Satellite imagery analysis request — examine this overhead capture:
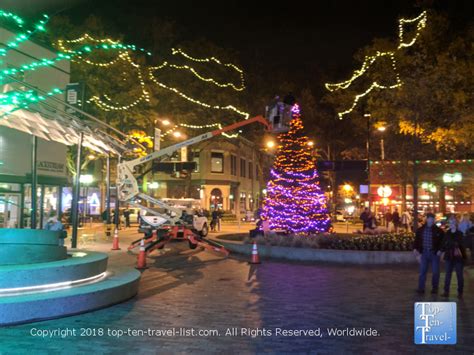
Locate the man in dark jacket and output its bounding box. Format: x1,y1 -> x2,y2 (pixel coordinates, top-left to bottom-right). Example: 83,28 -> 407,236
360,208 -> 371,230
414,213 -> 445,294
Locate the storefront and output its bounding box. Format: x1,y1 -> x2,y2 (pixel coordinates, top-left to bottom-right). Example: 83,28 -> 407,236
0,127 -> 69,228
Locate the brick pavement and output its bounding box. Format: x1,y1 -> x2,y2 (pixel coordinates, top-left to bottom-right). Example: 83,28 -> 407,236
0,225 -> 472,354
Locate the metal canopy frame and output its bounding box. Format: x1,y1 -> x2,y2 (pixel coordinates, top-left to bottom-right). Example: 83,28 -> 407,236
0,77 -> 146,155
0,77 -> 145,245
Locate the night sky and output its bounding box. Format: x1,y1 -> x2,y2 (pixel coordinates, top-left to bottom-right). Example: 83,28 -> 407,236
4,0 -> 472,89
67,1 -> 472,79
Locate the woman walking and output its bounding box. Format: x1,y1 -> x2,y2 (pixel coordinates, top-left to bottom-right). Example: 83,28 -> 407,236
441,218 -> 467,299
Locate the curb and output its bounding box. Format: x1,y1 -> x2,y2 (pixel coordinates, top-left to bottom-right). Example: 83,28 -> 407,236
212,236 -> 417,265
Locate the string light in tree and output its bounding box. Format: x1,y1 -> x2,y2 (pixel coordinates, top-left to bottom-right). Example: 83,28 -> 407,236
0,10 -> 250,140
87,53 -> 151,111
148,67 -> 250,119
261,104 -> 331,234
58,35 -> 250,120
0,11 -> 151,113
178,122 -> 239,138
171,48 -> 245,91
325,11 -> 427,119
398,11 -> 428,49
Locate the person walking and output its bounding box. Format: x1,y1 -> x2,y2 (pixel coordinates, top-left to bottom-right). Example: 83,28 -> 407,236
401,210 -> 412,232
392,208 -> 400,233
458,213 -> 473,261
459,213 -> 472,235
211,209 -> 219,232
123,208 -> 131,228
440,218 -> 466,299
360,208 -> 371,230
414,213 -> 445,294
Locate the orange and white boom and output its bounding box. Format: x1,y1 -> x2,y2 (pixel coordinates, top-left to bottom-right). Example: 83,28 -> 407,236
117,115 -> 271,223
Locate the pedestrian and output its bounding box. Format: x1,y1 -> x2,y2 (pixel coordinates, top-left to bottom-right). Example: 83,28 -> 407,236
101,209 -> 107,223
458,213 -> 474,262
401,210 -> 412,232
123,208 -> 131,228
413,213 -> 445,294
385,210 -> 392,229
392,208 -> 400,233
440,218 -> 466,299
137,210 -> 141,224
44,216 -> 66,246
249,218 -> 263,239
211,209 -> 219,232
458,213 -> 472,235
361,211 -> 377,233
360,208 -> 371,230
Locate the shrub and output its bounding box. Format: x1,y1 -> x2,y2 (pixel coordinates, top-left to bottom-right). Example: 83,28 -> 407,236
244,232 -> 415,251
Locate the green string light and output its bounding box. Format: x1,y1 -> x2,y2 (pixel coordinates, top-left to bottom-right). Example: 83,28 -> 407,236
0,9 -> 152,113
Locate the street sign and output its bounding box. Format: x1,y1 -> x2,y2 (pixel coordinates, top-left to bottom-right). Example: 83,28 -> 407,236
65,82 -> 84,116
154,128 -> 161,151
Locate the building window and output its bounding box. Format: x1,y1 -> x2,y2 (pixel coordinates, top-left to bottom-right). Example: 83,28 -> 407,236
255,164 -> 259,180
248,162 -> 253,179
230,154 -> 237,176
211,152 -> 224,173
240,158 -> 246,178
190,149 -> 200,172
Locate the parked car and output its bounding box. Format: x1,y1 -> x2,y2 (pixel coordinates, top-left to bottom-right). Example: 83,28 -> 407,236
334,211 -> 346,222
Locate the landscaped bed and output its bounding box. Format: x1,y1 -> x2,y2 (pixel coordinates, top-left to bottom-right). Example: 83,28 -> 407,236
218,232 -> 415,252
213,232 -> 417,264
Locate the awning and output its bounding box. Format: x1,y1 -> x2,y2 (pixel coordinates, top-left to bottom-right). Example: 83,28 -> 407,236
0,104 -> 131,155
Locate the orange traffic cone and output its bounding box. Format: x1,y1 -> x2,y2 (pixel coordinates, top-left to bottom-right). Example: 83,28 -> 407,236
111,228 -> 121,250
249,241 -> 261,264
136,239 -> 148,270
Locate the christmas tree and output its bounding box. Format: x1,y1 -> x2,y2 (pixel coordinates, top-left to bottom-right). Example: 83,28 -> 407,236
261,104 -> 331,234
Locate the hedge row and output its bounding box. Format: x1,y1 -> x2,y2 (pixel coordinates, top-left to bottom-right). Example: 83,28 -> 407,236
245,233 -> 415,251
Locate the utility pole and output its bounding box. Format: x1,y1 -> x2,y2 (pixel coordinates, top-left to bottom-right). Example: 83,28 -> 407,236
364,113 -> 371,210
71,132 -> 84,248
412,113 -> 420,231
31,136 -> 38,229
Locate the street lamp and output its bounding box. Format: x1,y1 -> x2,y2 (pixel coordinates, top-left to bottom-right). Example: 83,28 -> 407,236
377,124 -> 387,160
148,182 -> 159,189
343,184 -> 353,193
266,140 -> 275,149
79,174 -> 93,184
162,119 -> 171,126
173,131 -> 182,138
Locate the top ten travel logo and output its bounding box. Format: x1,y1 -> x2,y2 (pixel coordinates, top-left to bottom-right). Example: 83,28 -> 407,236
414,302 -> 456,345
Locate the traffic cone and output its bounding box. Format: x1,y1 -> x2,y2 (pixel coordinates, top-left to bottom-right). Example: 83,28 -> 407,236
249,241 -> 261,264
136,239 -> 148,270
111,228 -> 121,250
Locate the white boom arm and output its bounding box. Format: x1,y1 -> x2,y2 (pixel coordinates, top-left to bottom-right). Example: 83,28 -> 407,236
116,115 -> 270,224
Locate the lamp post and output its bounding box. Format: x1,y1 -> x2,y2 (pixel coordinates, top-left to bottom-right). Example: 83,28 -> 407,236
377,125 -> 386,161
364,113 -> 371,209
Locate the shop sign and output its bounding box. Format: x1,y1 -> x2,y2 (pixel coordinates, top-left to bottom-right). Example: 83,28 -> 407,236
37,161 -> 65,174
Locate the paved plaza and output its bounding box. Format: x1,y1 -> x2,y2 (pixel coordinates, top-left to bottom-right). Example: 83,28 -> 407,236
0,226 -> 473,354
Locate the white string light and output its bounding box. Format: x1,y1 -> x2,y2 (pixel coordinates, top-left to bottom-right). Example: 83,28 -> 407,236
325,11 -> 427,119
58,35 -> 250,121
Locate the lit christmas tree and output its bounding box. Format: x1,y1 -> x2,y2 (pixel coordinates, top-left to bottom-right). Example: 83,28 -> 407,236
261,104 -> 331,234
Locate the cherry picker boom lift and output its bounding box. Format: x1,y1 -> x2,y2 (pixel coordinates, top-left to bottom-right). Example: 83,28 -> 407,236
119,115 -> 272,257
